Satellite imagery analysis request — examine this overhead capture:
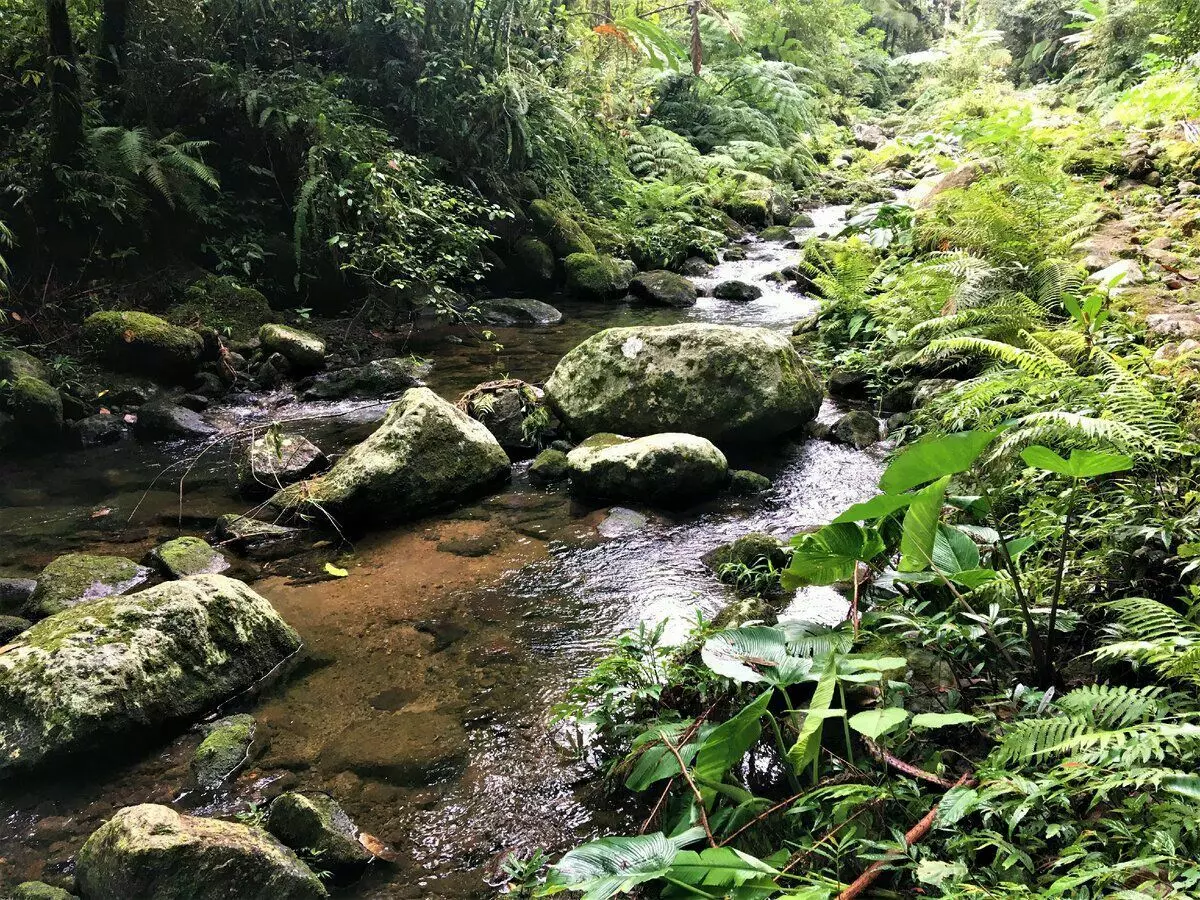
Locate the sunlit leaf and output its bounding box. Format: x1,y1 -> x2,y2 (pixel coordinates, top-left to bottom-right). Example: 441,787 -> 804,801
911,712 -> 979,729
701,627 -> 814,686
1020,445 -> 1133,479
879,430 -> 998,494
899,475 -> 951,572
544,828 -> 705,899
847,707 -> 909,740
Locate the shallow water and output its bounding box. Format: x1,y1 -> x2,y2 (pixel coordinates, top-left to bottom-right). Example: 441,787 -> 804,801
0,211 -> 884,897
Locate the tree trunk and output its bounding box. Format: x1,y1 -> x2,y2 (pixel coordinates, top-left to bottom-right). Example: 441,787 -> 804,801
95,0 -> 128,92
689,0 -> 702,76
46,0 -> 85,168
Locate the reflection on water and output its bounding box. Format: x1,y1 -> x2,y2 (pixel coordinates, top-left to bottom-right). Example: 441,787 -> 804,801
0,215 -> 883,898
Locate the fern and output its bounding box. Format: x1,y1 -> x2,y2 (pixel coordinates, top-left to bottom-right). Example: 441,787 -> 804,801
89,126 -> 219,217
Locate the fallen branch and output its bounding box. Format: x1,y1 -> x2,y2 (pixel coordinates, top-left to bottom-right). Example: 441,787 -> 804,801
661,734 -> 717,848
862,738 -> 956,789
836,772 -> 975,900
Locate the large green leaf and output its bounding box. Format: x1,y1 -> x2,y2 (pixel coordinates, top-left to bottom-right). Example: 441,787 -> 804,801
911,712 -> 979,729
831,493 -> 912,524
667,846 -> 779,895
1019,445 -> 1134,479
932,525 -> 979,573
701,627 -> 814,686
783,523 -> 884,589
899,475 -> 951,573
847,707 -> 909,740
787,656 -> 838,774
693,690 -> 773,791
625,721 -> 713,791
879,430 -> 997,494
543,828 -> 705,899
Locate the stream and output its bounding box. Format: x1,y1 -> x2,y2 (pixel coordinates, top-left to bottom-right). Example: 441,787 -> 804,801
0,205 -> 886,898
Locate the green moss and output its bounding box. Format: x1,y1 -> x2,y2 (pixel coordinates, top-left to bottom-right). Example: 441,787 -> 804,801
191,714 -> 256,788
720,194 -> 769,226
259,324 -> 326,370
512,236 -> 556,285
165,275 -> 274,340
10,375 -> 63,438
265,793 -> 372,873
0,614 -> 32,642
789,212 -> 815,228
758,225 -> 793,242
529,448 -> 569,486
11,882 -> 77,900
27,553 -> 148,619
728,469 -> 771,495
0,350 -> 45,381
563,253 -> 634,300
150,536 -> 230,578
81,310 -> 205,379
528,200 -> 596,257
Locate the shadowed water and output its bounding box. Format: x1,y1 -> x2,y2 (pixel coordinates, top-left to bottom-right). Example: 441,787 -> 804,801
0,209 -> 884,897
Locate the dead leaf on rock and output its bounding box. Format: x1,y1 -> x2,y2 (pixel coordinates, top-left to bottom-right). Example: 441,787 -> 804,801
358,831 -> 399,862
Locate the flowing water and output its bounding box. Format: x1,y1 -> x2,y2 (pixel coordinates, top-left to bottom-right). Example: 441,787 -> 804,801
0,206 -> 886,897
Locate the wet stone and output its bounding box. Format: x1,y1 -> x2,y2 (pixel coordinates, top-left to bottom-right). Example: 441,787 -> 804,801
191,714 -> 257,790
265,792 -> 373,875
148,536 -> 230,578
597,507 -> 649,538
319,711 -> 469,785
240,433 -> 328,495
832,410 -> 882,449
0,578 -> 37,615
135,398 -> 218,440
26,553 -> 151,619
437,533 -> 502,557
713,280 -> 763,302
72,413 -> 127,449
214,514 -> 311,561
301,357 -> 431,401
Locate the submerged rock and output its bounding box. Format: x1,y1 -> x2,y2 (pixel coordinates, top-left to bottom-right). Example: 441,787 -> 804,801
0,574 -> 302,777
472,297 -> 563,327
567,433 -> 729,505
266,792 -> 373,874
564,253 -> 635,301
191,714 -> 257,789
260,324 -> 326,371
629,270 -> 698,308
214,515 -> 311,561
76,804 -> 326,900
149,536 -> 231,579
82,311 -> 205,380
832,410 -> 882,449
301,358 -> 430,401
26,553 -> 150,619
320,710 -> 468,784
240,432 -> 328,495
529,448 -> 569,486
268,387 -> 510,527
546,323 -> 823,445
713,280 -> 763,302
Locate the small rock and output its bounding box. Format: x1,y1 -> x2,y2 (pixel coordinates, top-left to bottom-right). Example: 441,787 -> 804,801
0,614 -> 31,642
10,882 -> 77,900
177,393 -> 210,412
852,123 -> 886,149
1089,258 -> 1144,290
629,270 -> 698,308
240,433 -> 328,495
0,578 -> 37,615
529,448 -> 569,486
76,804 -> 326,900
265,792 -> 373,875
567,433 -> 729,505
597,507 -> 649,538
728,469 -> 771,495
214,515 -> 311,560
148,536 -> 230,578
302,357 -> 429,401
805,420 -> 833,441
135,398 -> 217,440
713,281 -> 763,302
827,368 -> 871,400
757,225 -> 793,242
703,533 -> 790,573
460,381 -> 555,457
563,253 -> 635,301
679,257 -> 713,277
72,413 -> 127,448
886,412 -> 911,432
789,212 -> 815,228
471,297 -> 563,326
832,410 -> 881,449
722,246 -> 747,262
26,553 -> 150,619
191,714 -> 256,789
259,324 -> 327,371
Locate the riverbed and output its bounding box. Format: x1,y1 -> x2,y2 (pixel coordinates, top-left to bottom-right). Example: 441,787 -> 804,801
0,208 -> 885,897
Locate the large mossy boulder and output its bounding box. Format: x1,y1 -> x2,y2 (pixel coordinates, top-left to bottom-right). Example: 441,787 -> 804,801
629,270 -> 697,308
546,324 -> 823,445
301,357 -> 430,401
76,804 -> 327,900
259,324 -> 326,371
0,349 -> 45,381
511,236 -> 556,287
567,433 -> 729,505
265,792 -> 373,875
191,714 -> 256,789
528,200 -> 596,257
82,311 -> 204,380
10,375 -> 63,440
0,574 -> 302,777
563,253 -> 635,301
26,553 -> 150,620
268,387 -> 510,527
165,275 -> 274,341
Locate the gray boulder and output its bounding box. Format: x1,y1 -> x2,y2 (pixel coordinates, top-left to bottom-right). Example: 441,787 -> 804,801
135,398 -> 217,440
76,804 -> 326,900
268,387 -> 510,526
713,280 -> 763,302
260,324 -> 326,371
0,575 -> 302,777
214,515 -> 311,560
239,432 -> 328,495
472,297 -> 563,326
832,410 -> 882,449
266,792 -> 373,874
629,271 -> 698,308
567,433 -> 729,505
546,324 -> 822,445
301,357 -> 430,401
852,123 -> 886,149
72,413 -> 127,448
25,553 -> 150,619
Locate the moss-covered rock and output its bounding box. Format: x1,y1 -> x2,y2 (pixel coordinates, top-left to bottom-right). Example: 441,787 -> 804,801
832,410 -> 881,449
720,193 -> 770,227
512,235 -> 556,286
0,349 -> 45,382
76,804 -> 326,900
259,324 -> 326,371
268,387 -> 510,527
713,280 -> 763,302
10,375 -> 63,439
0,614 -> 32,642
302,357 -> 430,401
148,536 -> 231,579
82,311 -> 205,380
165,275 -> 274,341
265,792 -> 372,875
567,433 -> 729,505
461,380 -> 556,457
191,713 -> 256,789
728,469 -> 771,495
529,448 -> 570,486
547,323 -> 823,445
758,225 -> 794,242
26,553 -> 150,619
239,432 -> 328,495
563,253 -> 635,301
629,270 -> 697,308
527,200 -> 596,257
702,532 -> 790,573
789,212 -> 815,228
0,574 -> 302,778
10,882 -> 77,900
